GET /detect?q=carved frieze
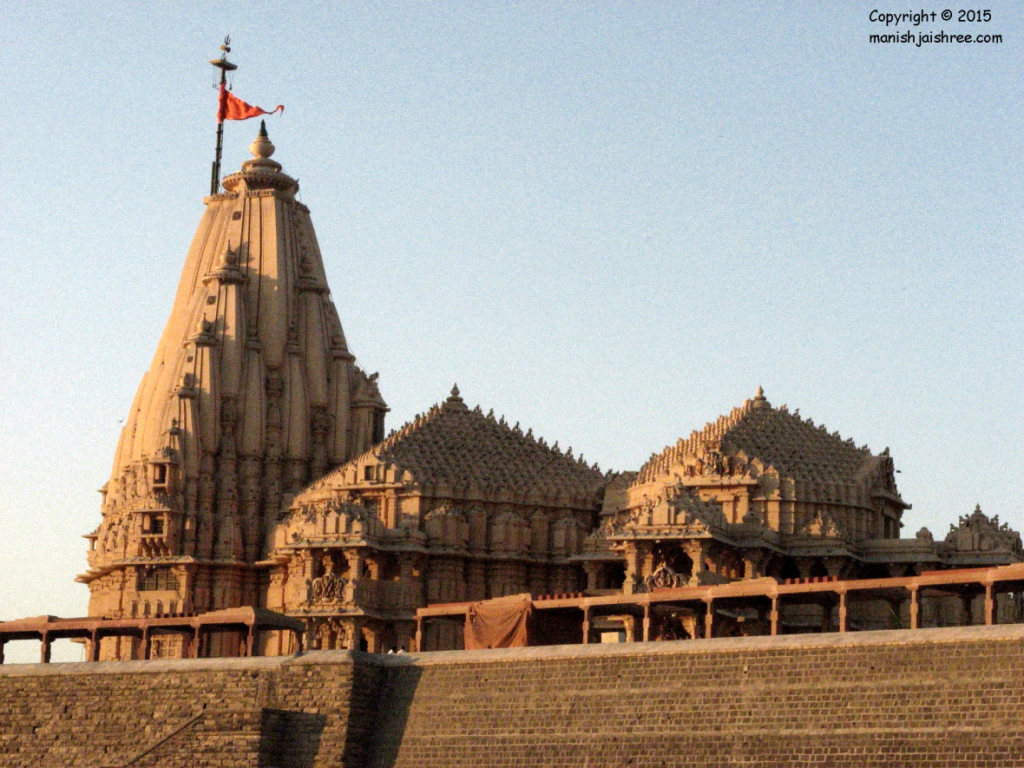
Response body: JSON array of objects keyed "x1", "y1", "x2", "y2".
[
  {"x1": 643, "y1": 563, "x2": 687, "y2": 591},
  {"x1": 306, "y1": 572, "x2": 348, "y2": 605}
]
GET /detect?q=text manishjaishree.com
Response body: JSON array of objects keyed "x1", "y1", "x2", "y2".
[{"x1": 869, "y1": 30, "x2": 1002, "y2": 45}]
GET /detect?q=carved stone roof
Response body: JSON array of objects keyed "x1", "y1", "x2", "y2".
[
  {"x1": 306, "y1": 386, "x2": 608, "y2": 504},
  {"x1": 636, "y1": 387, "x2": 878, "y2": 485}
]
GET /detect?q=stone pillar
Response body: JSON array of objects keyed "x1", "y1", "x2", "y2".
[
  {"x1": 0, "y1": 639, "x2": 6, "y2": 665},
  {"x1": 823, "y1": 557, "x2": 846, "y2": 580},
  {"x1": 909, "y1": 587, "x2": 920, "y2": 629},
  {"x1": 886, "y1": 596, "x2": 905, "y2": 629},
  {"x1": 624, "y1": 543, "x2": 643, "y2": 595},
  {"x1": 704, "y1": 599, "x2": 714, "y2": 639},
  {"x1": 821, "y1": 601, "x2": 834, "y2": 633},
  {"x1": 622, "y1": 615, "x2": 637, "y2": 643},
  {"x1": 40, "y1": 633, "x2": 51, "y2": 664},
  {"x1": 394, "y1": 621, "x2": 416, "y2": 653},
  {"x1": 685, "y1": 540, "x2": 709, "y2": 586},
  {"x1": 742, "y1": 550, "x2": 769, "y2": 580},
  {"x1": 345, "y1": 550, "x2": 365, "y2": 582},
  {"x1": 179, "y1": 631, "x2": 192, "y2": 660},
  {"x1": 642, "y1": 604, "x2": 651, "y2": 642},
  {"x1": 268, "y1": 569, "x2": 288, "y2": 613},
  {"x1": 961, "y1": 594, "x2": 973, "y2": 626},
  {"x1": 985, "y1": 584, "x2": 995, "y2": 626},
  {"x1": 583, "y1": 562, "x2": 601, "y2": 592},
  {"x1": 466, "y1": 561, "x2": 487, "y2": 602},
  {"x1": 348, "y1": 618, "x2": 363, "y2": 651},
  {"x1": 582, "y1": 607, "x2": 591, "y2": 645},
  {"x1": 770, "y1": 597, "x2": 779, "y2": 636},
  {"x1": 795, "y1": 558, "x2": 815, "y2": 580},
  {"x1": 838, "y1": 592, "x2": 848, "y2": 633}
]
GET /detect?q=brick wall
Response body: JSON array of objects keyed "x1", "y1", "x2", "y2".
[{"x1": 4, "y1": 625, "x2": 1024, "y2": 767}]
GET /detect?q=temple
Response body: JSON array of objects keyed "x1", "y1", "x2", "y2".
[{"x1": 75, "y1": 125, "x2": 1022, "y2": 660}]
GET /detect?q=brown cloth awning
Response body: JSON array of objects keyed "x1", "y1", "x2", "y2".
[{"x1": 464, "y1": 594, "x2": 532, "y2": 650}]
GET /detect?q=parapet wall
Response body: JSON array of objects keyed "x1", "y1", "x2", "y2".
[{"x1": 4, "y1": 625, "x2": 1024, "y2": 767}]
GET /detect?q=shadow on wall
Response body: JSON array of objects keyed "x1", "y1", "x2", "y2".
[
  {"x1": 364, "y1": 661, "x2": 423, "y2": 768},
  {"x1": 261, "y1": 709, "x2": 327, "y2": 768}
]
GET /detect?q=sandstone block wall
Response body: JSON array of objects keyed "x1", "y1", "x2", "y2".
[
  {"x1": 0, "y1": 653, "x2": 381, "y2": 768},
  {"x1": 4, "y1": 625, "x2": 1024, "y2": 767},
  {"x1": 370, "y1": 625, "x2": 1024, "y2": 767}
]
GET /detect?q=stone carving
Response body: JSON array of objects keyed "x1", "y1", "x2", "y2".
[
  {"x1": 945, "y1": 506, "x2": 1023, "y2": 555},
  {"x1": 797, "y1": 509, "x2": 843, "y2": 539},
  {"x1": 668, "y1": 490, "x2": 727, "y2": 531},
  {"x1": 644, "y1": 563, "x2": 687, "y2": 591},
  {"x1": 305, "y1": 554, "x2": 348, "y2": 605},
  {"x1": 306, "y1": 572, "x2": 348, "y2": 605}
]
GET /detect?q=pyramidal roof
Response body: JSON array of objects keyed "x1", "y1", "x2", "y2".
[
  {"x1": 636, "y1": 388, "x2": 878, "y2": 485},
  {"x1": 306, "y1": 386, "x2": 608, "y2": 503}
]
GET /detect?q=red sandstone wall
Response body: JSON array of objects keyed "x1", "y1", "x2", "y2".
[{"x1": 3, "y1": 626, "x2": 1024, "y2": 767}]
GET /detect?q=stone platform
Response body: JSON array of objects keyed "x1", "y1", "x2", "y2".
[{"x1": 3, "y1": 624, "x2": 1024, "y2": 767}]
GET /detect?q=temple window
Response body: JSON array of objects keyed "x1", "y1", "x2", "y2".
[
  {"x1": 142, "y1": 514, "x2": 165, "y2": 535},
  {"x1": 138, "y1": 568, "x2": 179, "y2": 592}
]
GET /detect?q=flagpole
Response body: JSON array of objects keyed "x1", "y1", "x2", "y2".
[{"x1": 209, "y1": 37, "x2": 237, "y2": 196}]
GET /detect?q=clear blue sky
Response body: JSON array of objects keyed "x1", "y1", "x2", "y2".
[{"x1": 1, "y1": 2, "x2": 1021, "y2": 661}]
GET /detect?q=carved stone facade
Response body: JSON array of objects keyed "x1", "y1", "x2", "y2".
[
  {"x1": 578, "y1": 388, "x2": 1021, "y2": 608},
  {"x1": 263, "y1": 386, "x2": 606, "y2": 652},
  {"x1": 81, "y1": 129, "x2": 1022, "y2": 657}
]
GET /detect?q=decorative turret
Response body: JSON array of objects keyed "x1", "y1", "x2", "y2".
[{"x1": 81, "y1": 126, "x2": 387, "y2": 633}]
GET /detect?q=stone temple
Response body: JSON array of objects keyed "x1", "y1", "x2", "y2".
[{"x1": 77, "y1": 125, "x2": 1023, "y2": 660}]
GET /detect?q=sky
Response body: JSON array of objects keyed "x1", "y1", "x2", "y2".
[{"x1": 1, "y1": 2, "x2": 1021, "y2": 661}]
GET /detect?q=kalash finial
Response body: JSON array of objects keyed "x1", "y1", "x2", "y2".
[
  {"x1": 444, "y1": 383, "x2": 467, "y2": 411},
  {"x1": 752, "y1": 385, "x2": 770, "y2": 409},
  {"x1": 250, "y1": 120, "x2": 275, "y2": 159}
]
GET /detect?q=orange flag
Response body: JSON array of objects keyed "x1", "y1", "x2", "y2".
[{"x1": 217, "y1": 85, "x2": 284, "y2": 123}]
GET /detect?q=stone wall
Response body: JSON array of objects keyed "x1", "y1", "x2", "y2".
[
  {"x1": 4, "y1": 625, "x2": 1024, "y2": 767},
  {"x1": 0, "y1": 653, "x2": 381, "y2": 768}
]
